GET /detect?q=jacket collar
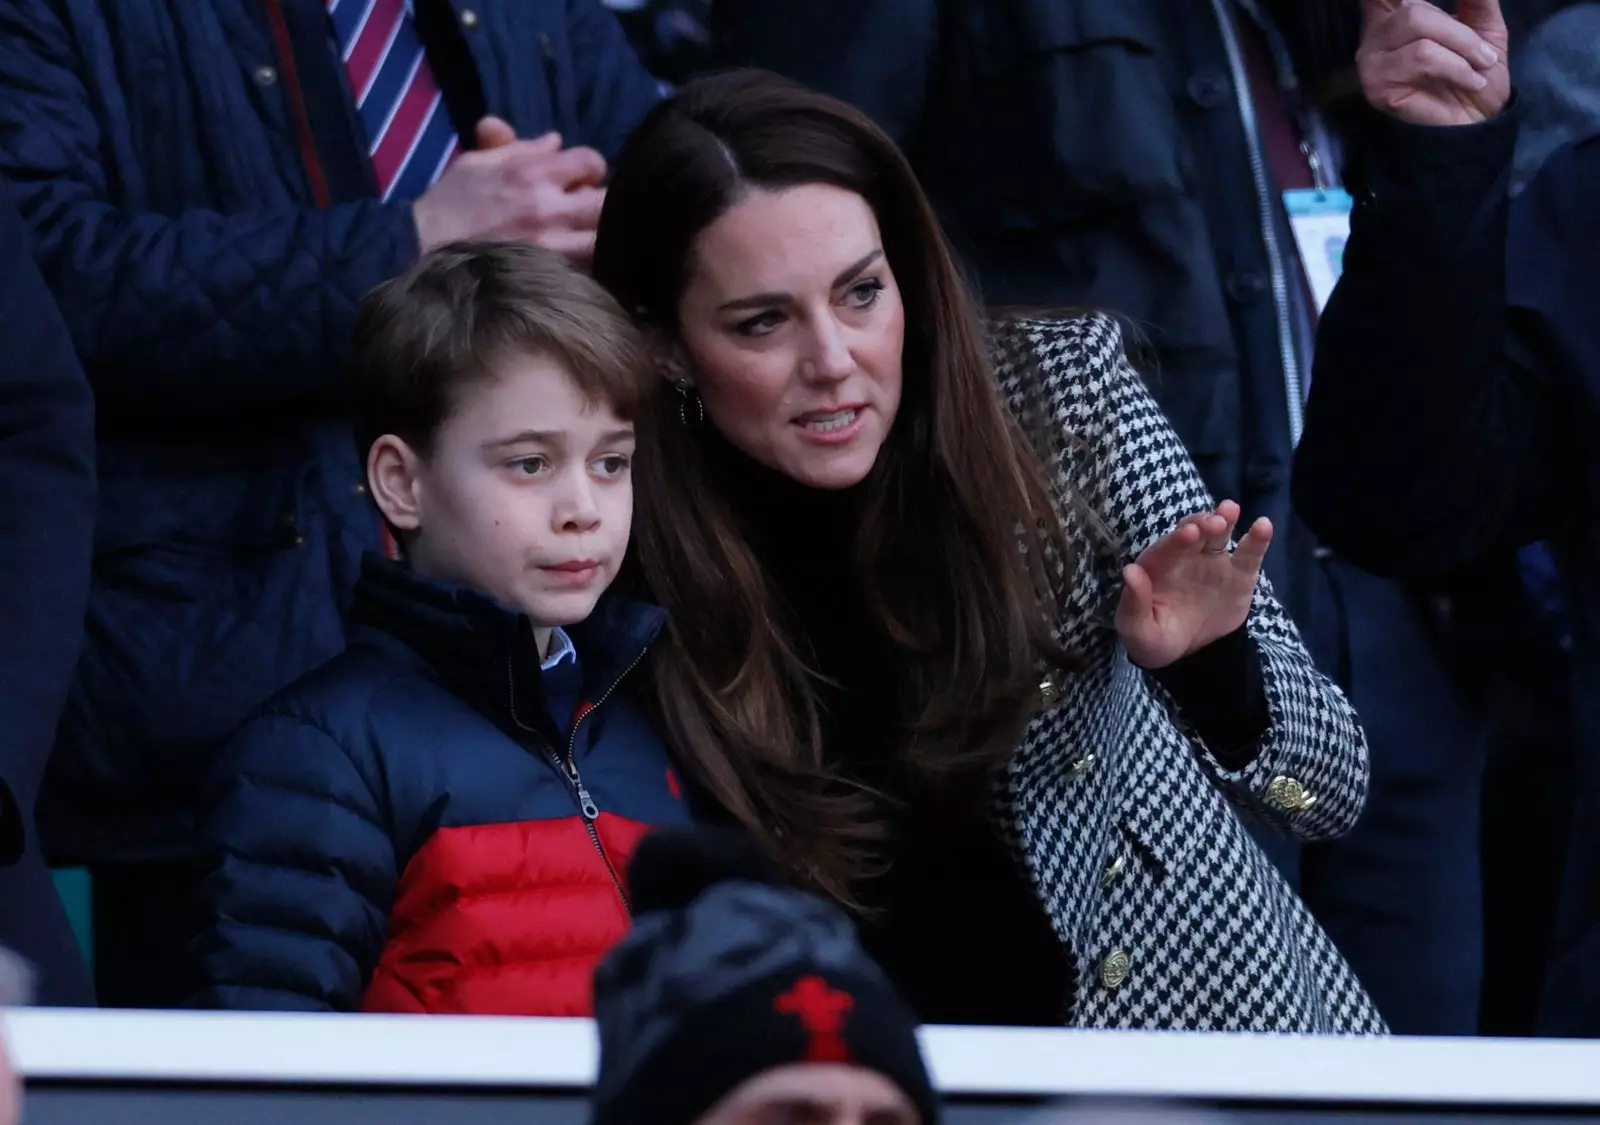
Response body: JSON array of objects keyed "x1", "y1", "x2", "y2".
[{"x1": 348, "y1": 553, "x2": 666, "y2": 741}]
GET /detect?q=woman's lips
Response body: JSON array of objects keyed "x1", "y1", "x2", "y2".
[{"x1": 795, "y1": 406, "x2": 866, "y2": 444}]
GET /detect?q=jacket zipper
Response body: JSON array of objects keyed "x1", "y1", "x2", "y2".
[
  {"x1": 1210, "y1": 0, "x2": 1304, "y2": 447},
  {"x1": 506, "y1": 642, "x2": 652, "y2": 918},
  {"x1": 562, "y1": 645, "x2": 652, "y2": 917}
]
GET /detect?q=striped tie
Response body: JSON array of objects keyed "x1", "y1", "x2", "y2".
[{"x1": 327, "y1": 0, "x2": 459, "y2": 201}]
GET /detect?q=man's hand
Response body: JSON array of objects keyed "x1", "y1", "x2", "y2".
[
  {"x1": 474, "y1": 116, "x2": 519, "y2": 150},
  {"x1": 1358, "y1": 0, "x2": 1511, "y2": 126},
  {"x1": 412, "y1": 120, "x2": 607, "y2": 263}
]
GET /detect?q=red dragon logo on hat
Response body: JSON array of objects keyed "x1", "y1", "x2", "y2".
[{"x1": 775, "y1": 976, "x2": 856, "y2": 1063}]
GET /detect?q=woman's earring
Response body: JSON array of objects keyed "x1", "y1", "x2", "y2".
[{"x1": 674, "y1": 378, "x2": 705, "y2": 428}]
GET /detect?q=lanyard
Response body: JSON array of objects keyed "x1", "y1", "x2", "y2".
[{"x1": 1232, "y1": 0, "x2": 1341, "y2": 193}]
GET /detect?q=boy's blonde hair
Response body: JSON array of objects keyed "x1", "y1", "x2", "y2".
[{"x1": 350, "y1": 242, "x2": 649, "y2": 462}]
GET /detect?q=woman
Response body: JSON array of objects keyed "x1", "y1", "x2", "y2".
[{"x1": 594, "y1": 70, "x2": 1382, "y2": 1033}]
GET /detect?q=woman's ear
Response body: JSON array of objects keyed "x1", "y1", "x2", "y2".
[
  {"x1": 367, "y1": 434, "x2": 426, "y2": 533},
  {"x1": 643, "y1": 324, "x2": 691, "y2": 387}
]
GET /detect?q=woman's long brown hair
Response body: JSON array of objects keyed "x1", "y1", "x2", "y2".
[{"x1": 593, "y1": 70, "x2": 1080, "y2": 909}]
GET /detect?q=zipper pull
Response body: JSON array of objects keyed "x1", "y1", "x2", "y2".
[{"x1": 576, "y1": 783, "x2": 600, "y2": 822}]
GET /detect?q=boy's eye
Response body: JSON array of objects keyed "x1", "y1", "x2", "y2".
[
  {"x1": 510, "y1": 456, "x2": 548, "y2": 476},
  {"x1": 594, "y1": 454, "x2": 632, "y2": 477}
]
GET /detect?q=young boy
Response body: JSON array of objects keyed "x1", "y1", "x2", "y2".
[{"x1": 189, "y1": 243, "x2": 691, "y2": 1016}]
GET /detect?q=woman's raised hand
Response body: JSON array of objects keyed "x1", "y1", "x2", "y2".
[{"x1": 1115, "y1": 500, "x2": 1273, "y2": 670}]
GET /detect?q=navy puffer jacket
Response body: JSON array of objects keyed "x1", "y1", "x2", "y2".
[{"x1": 192, "y1": 555, "x2": 693, "y2": 1014}]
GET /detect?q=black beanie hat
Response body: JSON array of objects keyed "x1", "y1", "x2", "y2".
[{"x1": 590, "y1": 827, "x2": 940, "y2": 1125}]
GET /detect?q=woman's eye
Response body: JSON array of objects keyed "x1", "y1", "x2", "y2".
[
  {"x1": 735, "y1": 310, "x2": 784, "y2": 337},
  {"x1": 846, "y1": 278, "x2": 885, "y2": 309},
  {"x1": 510, "y1": 456, "x2": 548, "y2": 476},
  {"x1": 594, "y1": 455, "x2": 631, "y2": 477}
]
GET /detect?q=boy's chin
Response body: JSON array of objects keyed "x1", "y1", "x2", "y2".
[{"x1": 523, "y1": 589, "x2": 606, "y2": 628}]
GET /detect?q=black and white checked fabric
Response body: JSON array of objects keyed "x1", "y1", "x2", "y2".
[{"x1": 984, "y1": 314, "x2": 1386, "y2": 1034}]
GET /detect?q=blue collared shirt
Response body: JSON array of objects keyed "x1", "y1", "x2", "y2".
[
  {"x1": 540, "y1": 627, "x2": 582, "y2": 735},
  {"x1": 541, "y1": 627, "x2": 577, "y2": 671}
]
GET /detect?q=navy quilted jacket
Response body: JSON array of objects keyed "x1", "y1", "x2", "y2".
[
  {"x1": 0, "y1": 183, "x2": 97, "y2": 1005},
  {"x1": 0, "y1": 0, "x2": 661, "y2": 860}
]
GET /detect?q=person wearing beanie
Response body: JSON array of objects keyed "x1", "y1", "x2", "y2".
[{"x1": 591, "y1": 827, "x2": 940, "y2": 1125}]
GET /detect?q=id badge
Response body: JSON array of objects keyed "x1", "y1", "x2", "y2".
[{"x1": 1283, "y1": 188, "x2": 1353, "y2": 314}]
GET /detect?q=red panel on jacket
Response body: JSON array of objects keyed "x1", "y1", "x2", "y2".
[{"x1": 361, "y1": 814, "x2": 652, "y2": 1015}]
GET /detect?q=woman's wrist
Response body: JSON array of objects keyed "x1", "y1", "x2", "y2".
[{"x1": 1147, "y1": 624, "x2": 1269, "y2": 768}]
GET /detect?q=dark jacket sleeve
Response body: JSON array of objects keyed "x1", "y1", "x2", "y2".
[
  {"x1": 190, "y1": 713, "x2": 396, "y2": 1012},
  {"x1": 0, "y1": 184, "x2": 95, "y2": 827},
  {"x1": 1293, "y1": 106, "x2": 1581, "y2": 577},
  {"x1": 0, "y1": 0, "x2": 419, "y2": 421},
  {"x1": 711, "y1": 0, "x2": 939, "y2": 146},
  {"x1": 567, "y1": 0, "x2": 666, "y2": 159}
]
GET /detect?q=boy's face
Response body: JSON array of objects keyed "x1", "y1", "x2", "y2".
[{"x1": 373, "y1": 355, "x2": 635, "y2": 631}]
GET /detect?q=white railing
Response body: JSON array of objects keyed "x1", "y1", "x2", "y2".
[{"x1": 7, "y1": 1009, "x2": 1600, "y2": 1106}]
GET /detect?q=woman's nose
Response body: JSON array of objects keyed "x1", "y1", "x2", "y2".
[{"x1": 799, "y1": 318, "x2": 855, "y2": 383}]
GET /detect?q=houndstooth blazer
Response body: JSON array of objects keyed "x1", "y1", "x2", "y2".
[{"x1": 985, "y1": 313, "x2": 1386, "y2": 1034}]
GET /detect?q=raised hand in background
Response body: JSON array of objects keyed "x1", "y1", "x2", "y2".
[
  {"x1": 1358, "y1": 0, "x2": 1512, "y2": 125},
  {"x1": 413, "y1": 117, "x2": 608, "y2": 263}
]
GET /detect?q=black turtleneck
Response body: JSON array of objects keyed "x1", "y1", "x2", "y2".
[{"x1": 704, "y1": 430, "x2": 1267, "y2": 1026}]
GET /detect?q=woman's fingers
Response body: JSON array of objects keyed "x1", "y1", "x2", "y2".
[
  {"x1": 1146, "y1": 502, "x2": 1258, "y2": 567},
  {"x1": 1139, "y1": 519, "x2": 1203, "y2": 574},
  {"x1": 1143, "y1": 505, "x2": 1242, "y2": 569},
  {"x1": 1122, "y1": 563, "x2": 1153, "y2": 602},
  {"x1": 1163, "y1": 502, "x2": 1239, "y2": 558},
  {"x1": 1202, "y1": 500, "x2": 1240, "y2": 555},
  {"x1": 1232, "y1": 517, "x2": 1275, "y2": 572},
  {"x1": 1119, "y1": 563, "x2": 1155, "y2": 621}
]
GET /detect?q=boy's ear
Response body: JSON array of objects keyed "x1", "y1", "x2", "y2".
[{"x1": 367, "y1": 434, "x2": 426, "y2": 533}]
